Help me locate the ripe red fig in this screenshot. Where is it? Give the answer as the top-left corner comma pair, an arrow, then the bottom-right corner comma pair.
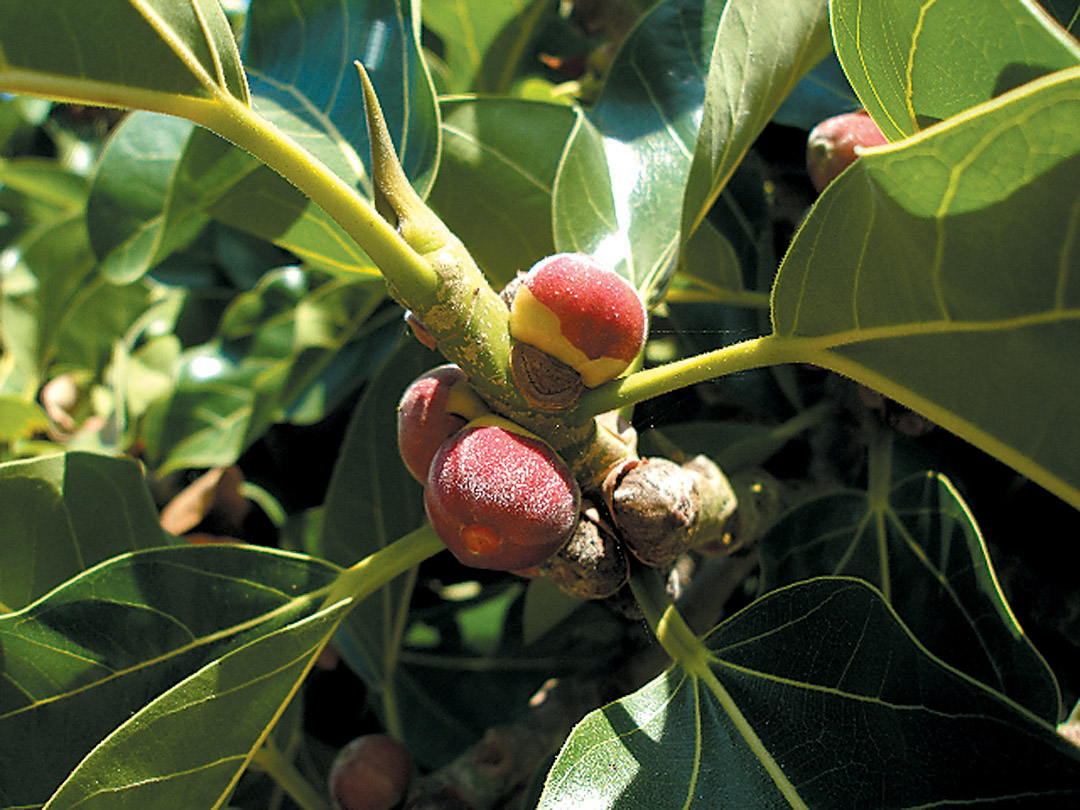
397,365 -> 489,483
509,253 -> 647,389
328,734 -> 411,810
806,110 -> 888,193
425,416 -> 581,571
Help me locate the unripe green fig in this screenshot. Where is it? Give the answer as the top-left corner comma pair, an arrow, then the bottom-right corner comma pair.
806,110 -> 888,193
425,416 -> 581,571
328,734 -> 411,810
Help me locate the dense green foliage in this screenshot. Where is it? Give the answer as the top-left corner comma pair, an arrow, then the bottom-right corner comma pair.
1,1 -> 1079,808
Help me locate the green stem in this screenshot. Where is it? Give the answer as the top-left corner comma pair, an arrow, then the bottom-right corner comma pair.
324,524 -> 445,609
627,568 -> 809,809
252,742 -> 331,810
200,96 -> 441,309
578,334 -> 812,417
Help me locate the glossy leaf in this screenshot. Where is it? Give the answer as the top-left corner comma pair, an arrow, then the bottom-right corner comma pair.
771,66 -> 1080,509
539,578 -> 1080,809
0,0 -> 248,112
183,0 -> 439,277
553,0 -> 827,304
832,0 -> 1080,140
0,543 -> 342,808
553,0 -> 718,297
681,0 -> 830,246
428,97 -> 575,287
87,112 -> 217,283
422,0 -> 551,93
759,468 -> 1060,722
0,452 -> 169,612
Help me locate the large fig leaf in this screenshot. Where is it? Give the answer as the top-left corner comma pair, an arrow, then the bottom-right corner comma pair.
0,543 -> 343,809
771,66 -> 1080,509
831,0 -> 1080,140
538,578 -> 1080,809
0,452 -> 169,612
316,338 -> 427,694
553,0 -> 828,303
422,0 -> 552,94
680,0 -> 830,248
759,466 -> 1060,722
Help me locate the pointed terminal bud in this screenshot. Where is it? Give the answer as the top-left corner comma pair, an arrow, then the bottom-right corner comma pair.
509,253 -> 647,389
357,62 -> 449,256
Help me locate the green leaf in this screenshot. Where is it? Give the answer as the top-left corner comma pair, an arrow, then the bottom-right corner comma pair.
681,0 -> 831,247
2,214 -> 148,382
831,0 -> 1080,140
771,66 -> 1080,509
188,0 -> 440,277
422,0 -> 552,93
0,396 -> 49,444
428,97 -> 576,287
0,0 -> 248,114
759,467 -> 1060,722
244,0 -> 436,196
86,112 -> 216,283
0,543 -> 342,808
553,0 -> 720,298
539,578 -> 1080,809
0,452 -> 169,612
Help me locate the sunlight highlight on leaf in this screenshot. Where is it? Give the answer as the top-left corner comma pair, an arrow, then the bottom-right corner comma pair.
772,66 -> 1080,509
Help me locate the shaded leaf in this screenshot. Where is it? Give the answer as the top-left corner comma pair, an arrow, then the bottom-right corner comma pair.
87,112 -> 219,283
539,578 -> 1080,809
0,544 -> 341,808
428,97 -> 576,287
139,268 -> 386,474
0,452 -> 169,612
831,0 -> 1080,140
771,66 -> 1080,509
759,468 -> 1060,722
317,338 -> 429,685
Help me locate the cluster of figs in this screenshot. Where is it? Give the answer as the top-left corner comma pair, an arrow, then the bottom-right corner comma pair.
396,252 -> 739,600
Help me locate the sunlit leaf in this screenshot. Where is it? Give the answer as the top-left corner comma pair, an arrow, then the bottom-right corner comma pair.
759,467 -> 1060,721
831,0 -> 1080,140
0,0 -> 248,113
553,0 -> 827,304
539,578 -> 1080,809
422,0 -> 552,93
681,0 -> 830,250
553,0 -> 717,298
0,544 -> 342,808
428,97 -> 575,287
771,66 -> 1080,509
0,396 -> 48,445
